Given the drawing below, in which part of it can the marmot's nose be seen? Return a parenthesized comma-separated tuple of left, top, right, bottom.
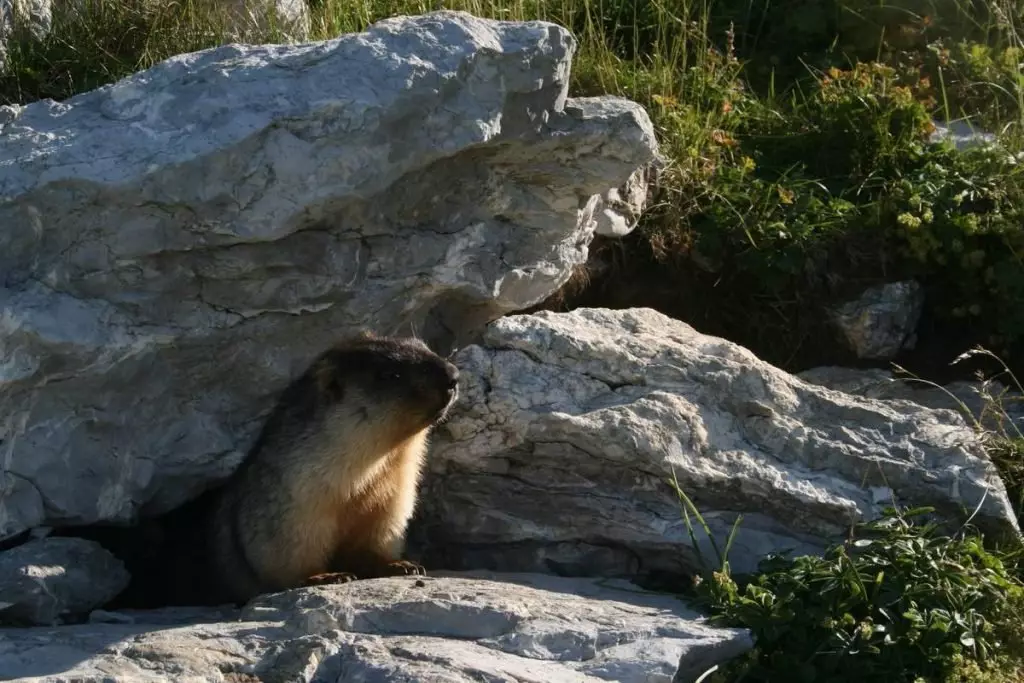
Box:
(446, 363, 460, 389)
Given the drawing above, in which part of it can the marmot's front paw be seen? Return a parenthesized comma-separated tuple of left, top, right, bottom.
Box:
(303, 571, 358, 586)
(385, 560, 426, 577)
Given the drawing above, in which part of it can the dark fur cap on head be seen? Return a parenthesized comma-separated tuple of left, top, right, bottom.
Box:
(305, 330, 457, 417)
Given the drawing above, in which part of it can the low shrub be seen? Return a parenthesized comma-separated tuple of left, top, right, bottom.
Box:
(683, 506, 1024, 683)
(676, 348, 1024, 683)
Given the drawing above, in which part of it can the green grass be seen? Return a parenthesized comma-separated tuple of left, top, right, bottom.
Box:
(3, 0, 1024, 376)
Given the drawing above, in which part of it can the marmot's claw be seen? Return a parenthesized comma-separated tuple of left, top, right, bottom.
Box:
(304, 571, 358, 586)
(387, 560, 426, 576)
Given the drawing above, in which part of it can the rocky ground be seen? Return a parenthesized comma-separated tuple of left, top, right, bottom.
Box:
(0, 571, 752, 682)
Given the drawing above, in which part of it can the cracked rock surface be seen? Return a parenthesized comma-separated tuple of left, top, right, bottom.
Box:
(408, 307, 1020, 578)
(798, 365, 1024, 433)
(0, 11, 657, 538)
(0, 572, 753, 682)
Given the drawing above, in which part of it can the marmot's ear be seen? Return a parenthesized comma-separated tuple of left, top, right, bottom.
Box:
(313, 358, 345, 403)
(353, 329, 378, 340)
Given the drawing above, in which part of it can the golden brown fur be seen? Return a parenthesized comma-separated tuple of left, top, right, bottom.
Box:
(94, 331, 459, 608)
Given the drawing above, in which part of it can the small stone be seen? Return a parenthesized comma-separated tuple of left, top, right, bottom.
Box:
(0, 537, 130, 626)
(929, 119, 997, 151)
(830, 280, 924, 360)
(592, 166, 654, 237)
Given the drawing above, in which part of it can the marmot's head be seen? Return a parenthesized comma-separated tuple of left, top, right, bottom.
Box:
(310, 331, 460, 443)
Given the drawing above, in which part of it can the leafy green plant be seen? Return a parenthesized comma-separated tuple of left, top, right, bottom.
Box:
(573, 48, 1024, 371)
(989, 437, 1024, 529)
(878, 145, 1024, 354)
(677, 501, 1024, 683)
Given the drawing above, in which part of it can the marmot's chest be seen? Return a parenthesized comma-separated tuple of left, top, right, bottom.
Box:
(279, 432, 429, 579)
(331, 466, 402, 545)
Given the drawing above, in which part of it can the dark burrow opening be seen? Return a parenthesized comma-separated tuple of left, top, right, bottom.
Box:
(45, 483, 242, 614)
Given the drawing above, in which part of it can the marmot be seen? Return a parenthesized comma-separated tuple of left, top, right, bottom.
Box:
(97, 331, 460, 608)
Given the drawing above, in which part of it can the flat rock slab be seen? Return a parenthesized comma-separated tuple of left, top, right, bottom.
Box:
(409, 307, 1020, 578)
(0, 572, 752, 682)
(0, 10, 657, 540)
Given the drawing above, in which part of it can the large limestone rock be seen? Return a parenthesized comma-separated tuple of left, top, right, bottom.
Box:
(0, 11, 658, 539)
(0, 572, 754, 682)
(408, 307, 1019, 578)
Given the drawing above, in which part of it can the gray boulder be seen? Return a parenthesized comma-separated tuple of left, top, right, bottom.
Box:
(0, 10, 658, 539)
(408, 307, 1019, 578)
(0, 536, 129, 626)
(0, 572, 753, 682)
(830, 280, 924, 360)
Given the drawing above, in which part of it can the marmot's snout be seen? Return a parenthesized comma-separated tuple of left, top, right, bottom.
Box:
(444, 361, 460, 394)
(436, 360, 460, 422)
(414, 358, 460, 419)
